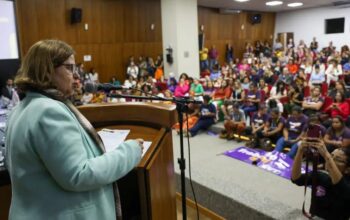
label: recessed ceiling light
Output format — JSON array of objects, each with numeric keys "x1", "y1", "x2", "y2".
[
  {"x1": 234, "y1": 0, "x2": 250, "y2": 2},
  {"x1": 287, "y1": 2, "x2": 303, "y2": 7},
  {"x1": 266, "y1": 1, "x2": 283, "y2": 6}
]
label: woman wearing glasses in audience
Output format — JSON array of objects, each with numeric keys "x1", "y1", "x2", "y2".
[
  {"x1": 292, "y1": 139, "x2": 350, "y2": 220},
  {"x1": 5, "y1": 40, "x2": 143, "y2": 220}
]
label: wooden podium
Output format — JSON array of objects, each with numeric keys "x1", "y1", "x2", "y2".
[{"x1": 78, "y1": 102, "x2": 177, "y2": 220}]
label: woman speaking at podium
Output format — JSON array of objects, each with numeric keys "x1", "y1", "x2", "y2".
[{"x1": 5, "y1": 40, "x2": 143, "y2": 220}]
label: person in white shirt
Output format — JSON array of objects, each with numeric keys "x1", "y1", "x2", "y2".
[
  {"x1": 123, "y1": 75, "x2": 136, "y2": 88},
  {"x1": 127, "y1": 61, "x2": 139, "y2": 79},
  {"x1": 88, "y1": 68, "x2": 99, "y2": 83},
  {"x1": 309, "y1": 65, "x2": 325, "y2": 86},
  {"x1": 325, "y1": 59, "x2": 343, "y2": 85},
  {"x1": 80, "y1": 92, "x2": 93, "y2": 105},
  {"x1": 1, "y1": 79, "x2": 20, "y2": 108}
]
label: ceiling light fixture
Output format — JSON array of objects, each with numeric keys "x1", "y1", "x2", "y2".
[
  {"x1": 287, "y1": 2, "x2": 303, "y2": 7},
  {"x1": 266, "y1": 1, "x2": 283, "y2": 6},
  {"x1": 234, "y1": 0, "x2": 250, "y2": 2}
]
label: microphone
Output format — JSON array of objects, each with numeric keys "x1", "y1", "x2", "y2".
[{"x1": 84, "y1": 82, "x2": 130, "y2": 93}]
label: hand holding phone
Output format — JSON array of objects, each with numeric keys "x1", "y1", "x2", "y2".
[{"x1": 307, "y1": 124, "x2": 322, "y2": 139}]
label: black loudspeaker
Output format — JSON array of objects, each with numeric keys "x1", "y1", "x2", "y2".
[
  {"x1": 198, "y1": 33, "x2": 204, "y2": 51},
  {"x1": 250, "y1": 14, "x2": 261, "y2": 24},
  {"x1": 166, "y1": 54, "x2": 173, "y2": 64},
  {"x1": 71, "y1": 8, "x2": 82, "y2": 24}
]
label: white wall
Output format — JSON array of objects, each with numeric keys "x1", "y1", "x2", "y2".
[
  {"x1": 161, "y1": 0, "x2": 200, "y2": 79},
  {"x1": 275, "y1": 6, "x2": 350, "y2": 50}
]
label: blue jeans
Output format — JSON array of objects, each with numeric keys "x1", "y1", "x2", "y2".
[
  {"x1": 189, "y1": 119, "x2": 215, "y2": 137},
  {"x1": 275, "y1": 137, "x2": 299, "y2": 158},
  {"x1": 200, "y1": 60, "x2": 209, "y2": 70},
  {"x1": 209, "y1": 59, "x2": 217, "y2": 70},
  {"x1": 242, "y1": 105, "x2": 257, "y2": 117}
]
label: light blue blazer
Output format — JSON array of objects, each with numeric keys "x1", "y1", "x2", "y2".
[{"x1": 5, "y1": 92, "x2": 141, "y2": 220}]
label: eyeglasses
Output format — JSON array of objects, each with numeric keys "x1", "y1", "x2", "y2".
[{"x1": 61, "y1": 63, "x2": 77, "y2": 73}]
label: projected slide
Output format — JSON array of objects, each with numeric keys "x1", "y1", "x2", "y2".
[{"x1": 0, "y1": 0, "x2": 19, "y2": 60}]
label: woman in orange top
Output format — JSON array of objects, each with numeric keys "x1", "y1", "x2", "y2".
[
  {"x1": 211, "y1": 80, "x2": 232, "y2": 121},
  {"x1": 286, "y1": 59, "x2": 299, "y2": 75}
]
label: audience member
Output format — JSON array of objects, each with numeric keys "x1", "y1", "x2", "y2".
[
  {"x1": 220, "y1": 102, "x2": 246, "y2": 141},
  {"x1": 187, "y1": 95, "x2": 216, "y2": 137},
  {"x1": 275, "y1": 106, "x2": 308, "y2": 158}
]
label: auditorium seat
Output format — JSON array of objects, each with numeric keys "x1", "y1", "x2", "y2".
[
  {"x1": 321, "y1": 96, "x2": 333, "y2": 112},
  {"x1": 321, "y1": 82, "x2": 328, "y2": 96},
  {"x1": 304, "y1": 86, "x2": 310, "y2": 97}
]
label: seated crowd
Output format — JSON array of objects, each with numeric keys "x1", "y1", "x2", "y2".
[
  {"x1": 4, "y1": 37, "x2": 350, "y2": 161},
  {"x1": 61, "y1": 38, "x2": 350, "y2": 159}
]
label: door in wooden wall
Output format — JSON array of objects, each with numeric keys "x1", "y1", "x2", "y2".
[{"x1": 277, "y1": 32, "x2": 294, "y2": 50}]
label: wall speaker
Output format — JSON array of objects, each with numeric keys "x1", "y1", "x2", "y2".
[
  {"x1": 250, "y1": 14, "x2": 261, "y2": 24},
  {"x1": 166, "y1": 54, "x2": 173, "y2": 64},
  {"x1": 71, "y1": 8, "x2": 82, "y2": 24}
]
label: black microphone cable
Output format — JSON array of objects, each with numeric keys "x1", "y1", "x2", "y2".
[{"x1": 185, "y1": 111, "x2": 200, "y2": 220}]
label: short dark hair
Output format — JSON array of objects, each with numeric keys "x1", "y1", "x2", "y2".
[
  {"x1": 292, "y1": 106, "x2": 302, "y2": 113},
  {"x1": 232, "y1": 102, "x2": 240, "y2": 109},
  {"x1": 203, "y1": 95, "x2": 211, "y2": 102},
  {"x1": 309, "y1": 114, "x2": 320, "y2": 122},
  {"x1": 271, "y1": 108, "x2": 280, "y2": 115}
]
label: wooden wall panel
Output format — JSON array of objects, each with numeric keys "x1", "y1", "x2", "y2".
[
  {"x1": 198, "y1": 7, "x2": 275, "y2": 64},
  {"x1": 16, "y1": 0, "x2": 163, "y2": 82}
]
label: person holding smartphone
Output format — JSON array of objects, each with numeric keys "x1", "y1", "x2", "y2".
[{"x1": 291, "y1": 139, "x2": 350, "y2": 220}]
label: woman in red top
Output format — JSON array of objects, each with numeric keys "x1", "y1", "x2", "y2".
[{"x1": 326, "y1": 91, "x2": 350, "y2": 121}]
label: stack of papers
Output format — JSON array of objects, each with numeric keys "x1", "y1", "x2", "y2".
[{"x1": 98, "y1": 129, "x2": 151, "y2": 157}]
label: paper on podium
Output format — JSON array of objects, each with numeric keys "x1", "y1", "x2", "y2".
[
  {"x1": 98, "y1": 129, "x2": 130, "y2": 152},
  {"x1": 98, "y1": 129, "x2": 151, "y2": 157}
]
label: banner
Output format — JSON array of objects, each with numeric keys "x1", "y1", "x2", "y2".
[{"x1": 224, "y1": 147, "x2": 306, "y2": 179}]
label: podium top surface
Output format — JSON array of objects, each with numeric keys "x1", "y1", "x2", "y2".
[{"x1": 78, "y1": 102, "x2": 177, "y2": 128}]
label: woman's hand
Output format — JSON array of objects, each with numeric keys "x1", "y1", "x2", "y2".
[
  {"x1": 313, "y1": 140, "x2": 330, "y2": 159},
  {"x1": 297, "y1": 139, "x2": 309, "y2": 152}
]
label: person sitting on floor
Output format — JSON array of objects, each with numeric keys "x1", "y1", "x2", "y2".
[
  {"x1": 186, "y1": 95, "x2": 216, "y2": 137},
  {"x1": 220, "y1": 102, "x2": 246, "y2": 142},
  {"x1": 174, "y1": 103, "x2": 200, "y2": 134},
  {"x1": 245, "y1": 104, "x2": 269, "y2": 148},
  {"x1": 275, "y1": 106, "x2": 308, "y2": 158},
  {"x1": 261, "y1": 108, "x2": 286, "y2": 146}
]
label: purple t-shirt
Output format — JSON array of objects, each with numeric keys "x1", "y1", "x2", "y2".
[
  {"x1": 286, "y1": 114, "x2": 308, "y2": 139},
  {"x1": 268, "y1": 116, "x2": 286, "y2": 131},
  {"x1": 246, "y1": 90, "x2": 261, "y2": 106},
  {"x1": 247, "y1": 90, "x2": 261, "y2": 100},
  {"x1": 326, "y1": 127, "x2": 350, "y2": 141},
  {"x1": 251, "y1": 113, "x2": 268, "y2": 128},
  {"x1": 304, "y1": 96, "x2": 324, "y2": 105}
]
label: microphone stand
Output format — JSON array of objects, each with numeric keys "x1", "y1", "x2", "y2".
[{"x1": 108, "y1": 92, "x2": 202, "y2": 220}]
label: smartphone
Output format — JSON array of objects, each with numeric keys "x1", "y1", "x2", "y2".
[{"x1": 307, "y1": 124, "x2": 322, "y2": 139}]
